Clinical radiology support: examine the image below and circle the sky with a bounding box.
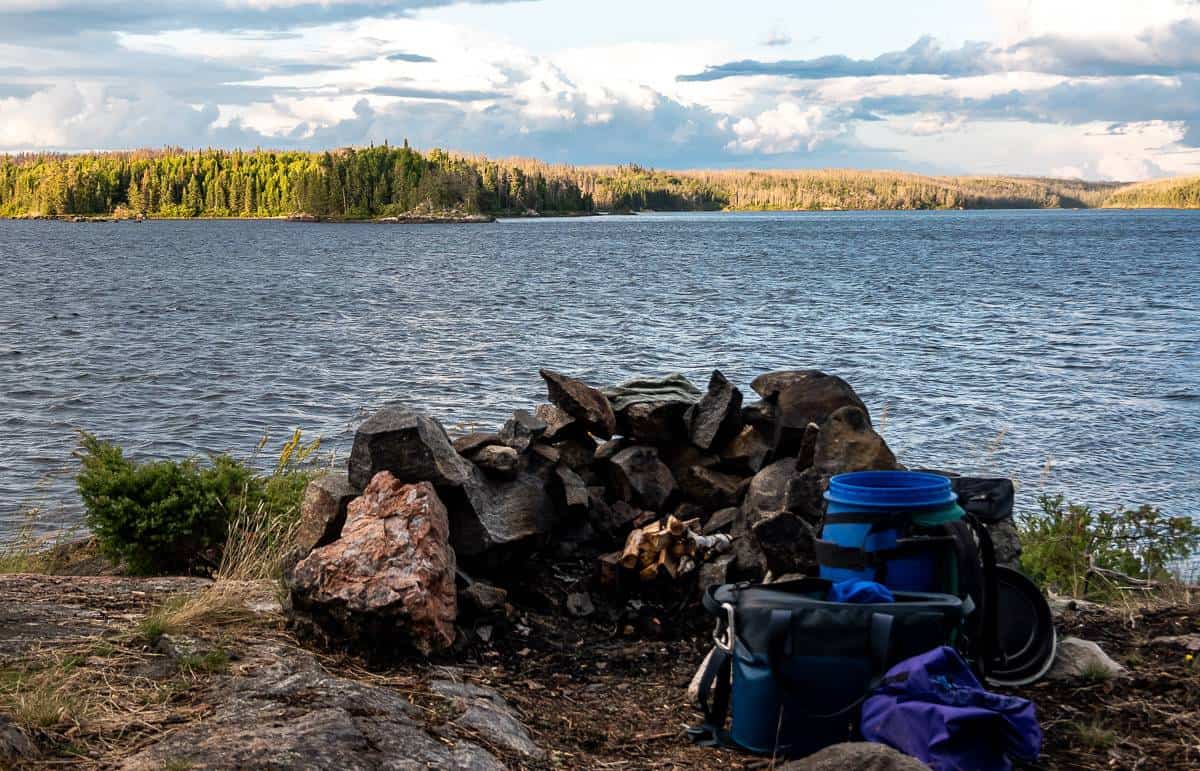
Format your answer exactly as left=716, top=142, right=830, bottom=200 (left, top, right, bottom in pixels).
left=1, top=0, right=1199, bottom=179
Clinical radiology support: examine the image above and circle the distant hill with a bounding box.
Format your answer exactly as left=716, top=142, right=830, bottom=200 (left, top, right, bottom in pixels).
left=1101, top=176, right=1200, bottom=209
left=0, top=146, right=1194, bottom=218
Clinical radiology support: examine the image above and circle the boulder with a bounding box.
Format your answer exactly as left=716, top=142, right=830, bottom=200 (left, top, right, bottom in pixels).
left=987, top=519, right=1022, bottom=568
left=1045, top=637, right=1126, bottom=681
left=687, top=370, right=743, bottom=451
left=594, top=436, right=631, bottom=461
left=740, top=457, right=800, bottom=528
left=720, top=424, right=771, bottom=474
left=587, top=495, right=643, bottom=542
left=553, top=464, right=591, bottom=515
left=751, top=511, right=818, bottom=577
left=812, top=405, right=897, bottom=474
left=287, top=474, right=457, bottom=655
left=677, top=465, right=743, bottom=510
left=741, top=399, right=776, bottom=428
left=533, top=403, right=579, bottom=442
left=528, top=442, right=561, bottom=465
left=472, top=445, right=520, bottom=479
left=556, top=437, right=597, bottom=471
left=539, top=369, right=617, bottom=438
left=459, top=581, right=509, bottom=616
left=451, top=470, right=556, bottom=558
left=781, top=742, right=930, bottom=771
left=702, top=506, right=739, bottom=534
left=294, top=472, right=359, bottom=555
left=618, top=400, right=691, bottom=444
left=796, top=421, right=821, bottom=469
left=698, top=553, right=734, bottom=594
left=608, top=446, right=677, bottom=511
left=348, top=406, right=472, bottom=490
left=498, top=409, right=547, bottom=452
left=660, top=443, right=720, bottom=482
left=751, top=370, right=869, bottom=457
left=452, top=431, right=504, bottom=457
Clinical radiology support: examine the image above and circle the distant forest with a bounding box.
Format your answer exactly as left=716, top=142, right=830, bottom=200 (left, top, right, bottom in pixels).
left=0, top=144, right=1196, bottom=218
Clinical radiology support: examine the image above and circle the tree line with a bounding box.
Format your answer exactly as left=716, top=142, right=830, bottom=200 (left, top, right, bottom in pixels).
left=0, top=145, right=1189, bottom=218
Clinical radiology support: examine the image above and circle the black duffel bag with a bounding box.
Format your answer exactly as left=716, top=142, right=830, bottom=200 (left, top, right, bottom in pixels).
left=689, top=578, right=963, bottom=758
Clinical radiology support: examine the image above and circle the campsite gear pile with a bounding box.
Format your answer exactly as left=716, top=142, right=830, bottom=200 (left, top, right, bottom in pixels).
left=689, top=470, right=1051, bottom=765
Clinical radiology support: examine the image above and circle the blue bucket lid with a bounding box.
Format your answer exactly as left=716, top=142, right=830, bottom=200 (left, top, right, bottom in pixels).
left=825, top=470, right=956, bottom=508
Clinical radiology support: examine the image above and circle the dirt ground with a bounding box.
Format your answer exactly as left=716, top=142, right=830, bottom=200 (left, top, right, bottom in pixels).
left=2, top=562, right=1197, bottom=770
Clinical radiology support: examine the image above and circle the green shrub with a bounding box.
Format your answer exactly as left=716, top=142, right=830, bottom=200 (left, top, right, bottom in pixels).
left=1019, top=494, right=1200, bottom=599
left=75, top=431, right=318, bottom=576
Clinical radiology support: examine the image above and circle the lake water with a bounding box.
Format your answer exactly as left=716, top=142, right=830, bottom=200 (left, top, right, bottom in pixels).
left=1, top=210, right=1198, bottom=538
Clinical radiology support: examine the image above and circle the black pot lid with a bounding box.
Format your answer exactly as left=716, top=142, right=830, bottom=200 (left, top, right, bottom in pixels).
left=986, top=565, right=1057, bottom=687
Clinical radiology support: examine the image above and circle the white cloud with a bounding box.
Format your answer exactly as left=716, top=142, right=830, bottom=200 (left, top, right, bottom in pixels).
left=726, top=102, right=844, bottom=154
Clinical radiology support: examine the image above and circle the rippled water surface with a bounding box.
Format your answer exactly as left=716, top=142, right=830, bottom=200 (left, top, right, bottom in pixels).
left=2, top=211, right=1198, bottom=536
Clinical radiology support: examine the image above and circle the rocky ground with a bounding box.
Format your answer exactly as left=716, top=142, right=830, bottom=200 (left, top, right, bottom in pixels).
left=1, top=567, right=1196, bottom=770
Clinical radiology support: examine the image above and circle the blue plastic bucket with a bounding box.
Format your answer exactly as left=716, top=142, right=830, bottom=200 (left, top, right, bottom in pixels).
left=818, top=471, right=960, bottom=591
left=825, top=471, right=957, bottom=509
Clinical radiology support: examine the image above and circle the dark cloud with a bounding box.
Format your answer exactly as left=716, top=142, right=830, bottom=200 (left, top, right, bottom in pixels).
left=680, top=20, right=1200, bottom=82
left=679, top=36, right=994, bottom=81
left=367, top=85, right=501, bottom=101
left=386, top=52, right=436, bottom=63
left=0, top=1, right=520, bottom=44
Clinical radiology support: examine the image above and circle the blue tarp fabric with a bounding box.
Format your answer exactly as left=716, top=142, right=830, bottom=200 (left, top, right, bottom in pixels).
left=827, top=579, right=895, bottom=604
left=861, top=646, right=1041, bottom=771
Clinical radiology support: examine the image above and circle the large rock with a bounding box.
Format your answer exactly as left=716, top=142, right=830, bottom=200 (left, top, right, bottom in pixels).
left=553, top=464, right=591, bottom=515
left=472, top=445, right=520, bottom=479
left=294, top=472, right=359, bottom=555
left=120, top=643, right=509, bottom=771
left=587, top=493, right=642, bottom=542
left=498, top=409, right=547, bottom=452
left=987, top=519, right=1022, bottom=568
left=534, top=403, right=579, bottom=442
left=617, top=400, right=691, bottom=444
left=1045, top=637, right=1126, bottom=681
left=781, top=742, right=930, bottom=771
left=452, top=431, right=504, bottom=457
left=608, top=446, right=677, bottom=511
left=811, top=405, right=897, bottom=474
left=740, top=457, right=800, bottom=527
left=687, top=370, right=743, bottom=450
left=721, top=425, right=771, bottom=474
left=287, top=474, right=457, bottom=655
left=556, top=437, right=597, bottom=471
left=539, top=369, right=617, bottom=438
left=677, top=465, right=743, bottom=510
left=751, top=511, right=818, bottom=577
left=751, top=370, right=869, bottom=457
left=348, top=406, right=472, bottom=490
left=451, top=470, right=556, bottom=558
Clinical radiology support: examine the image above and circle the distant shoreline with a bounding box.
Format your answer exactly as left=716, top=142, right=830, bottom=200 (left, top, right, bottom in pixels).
left=4, top=206, right=1200, bottom=224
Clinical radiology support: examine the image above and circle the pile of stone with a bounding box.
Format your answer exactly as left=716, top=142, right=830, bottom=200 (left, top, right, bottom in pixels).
left=285, top=368, right=898, bottom=655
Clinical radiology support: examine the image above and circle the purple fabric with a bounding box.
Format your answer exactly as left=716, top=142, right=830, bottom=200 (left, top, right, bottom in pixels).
left=828, top=579, right=895, bottom=604
left=861, top=646, right=1041, bottom=771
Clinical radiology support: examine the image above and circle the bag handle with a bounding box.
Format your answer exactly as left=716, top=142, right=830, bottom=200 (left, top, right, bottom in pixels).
left=766, top=609, right=895, bottom=720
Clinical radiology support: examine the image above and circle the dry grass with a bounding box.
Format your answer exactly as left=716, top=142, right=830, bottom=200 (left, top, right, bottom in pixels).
left=140, top=502, right=296, bottom=637
left=0, top=639, right=204, bottom=762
